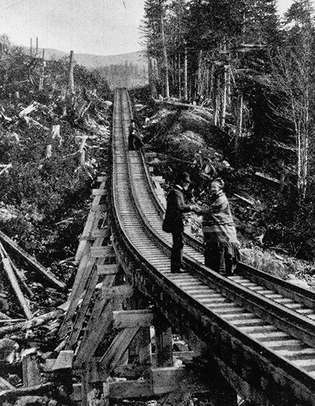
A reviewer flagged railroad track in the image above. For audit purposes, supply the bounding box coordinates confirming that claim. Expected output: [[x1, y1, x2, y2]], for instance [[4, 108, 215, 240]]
[[110, 88, 315, 405]]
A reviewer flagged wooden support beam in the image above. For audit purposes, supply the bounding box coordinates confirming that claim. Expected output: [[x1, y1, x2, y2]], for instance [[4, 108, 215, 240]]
[[90, 245, 114, 258], [51, 350, 74, 371], [101, 285, 134, 300], [98, 327, 139, 373], [0, 255, 32, 319], [113, 309, 153, 329], [150, 366, 186, 395], [22, 353, 40, 387], [97, 176, 107, 183], [66, 265, 99, 348], [59, 253, 95, 338], [92, 188, 106, 196], [0, 230, 65, 289], [97, 264, 118, 276], [107, 380, 154, 399], [74, 301, 113, 368], [80, 228, 110, 241], [154, 315, 173, 367]]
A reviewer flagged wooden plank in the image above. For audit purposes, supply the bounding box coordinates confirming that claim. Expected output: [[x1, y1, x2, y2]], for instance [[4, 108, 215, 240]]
[[58, 253, 95, 338], [72, 383, 82, 401], [80, 228, 110, 241], [108, 380, 154, 399], [74, 301, 113, 368], [67, 265, 100, 348], [113, 310, 153, 329], [155, 317, 173, 367], [75, 210, 106, 263], [97, 176, 107, 182], [101, 285, 134, 299], [0, 376, 15, 390], [90, 246, 114, 258], [80, 274, 117, 343], [1, 256, 32, 319], [22, 353, 40, 387], [92, 188, 106, 196], [51, 350, 74, 370], [0, 230, 65, 289], [98, 327, 140, 373], [150, 367, 186, 395], [97, 264, 118, 276]]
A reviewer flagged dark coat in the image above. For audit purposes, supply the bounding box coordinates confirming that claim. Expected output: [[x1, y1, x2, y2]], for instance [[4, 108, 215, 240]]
[[163, 186, 191, 232]]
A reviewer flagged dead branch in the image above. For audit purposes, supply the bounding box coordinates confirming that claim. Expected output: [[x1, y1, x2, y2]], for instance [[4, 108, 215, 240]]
[[0, 230, 65, 289], [0, 309, 64, 337], [0, 382, 54, 401], [0, 244, 32, 319]]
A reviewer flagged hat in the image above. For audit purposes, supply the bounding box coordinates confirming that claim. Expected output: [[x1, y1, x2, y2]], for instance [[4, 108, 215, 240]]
[[176, 171, 191, 185], [210, 178, 224, 193]]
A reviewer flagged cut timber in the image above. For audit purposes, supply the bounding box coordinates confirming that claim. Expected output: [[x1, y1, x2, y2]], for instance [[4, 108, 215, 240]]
[[0, 309, 64, 337], [97, 176, 107, 182], [98, 327, 139, 373], [90, 246, 114, 258], [80, 228, 110, 241], [22, 353, 40, 387], [74, 302, 113, 368], [92, 189, 106, 196], [155, 317, 173, 367], [0, 255, 32, 319], [113, 310, 153, 329], [97, 264, 118, 276], [0, 230, 65, 289], [52, 350, 74, 370], [0, 382, 54, 401], [233, 194, 255, 206], [101, 285, 133, 299], [150, 366, 186, 395], [108, 380, 154, 399], [0, 377, 15, 390], [67, 264, 100, 348], [254, 172, 281, 185]]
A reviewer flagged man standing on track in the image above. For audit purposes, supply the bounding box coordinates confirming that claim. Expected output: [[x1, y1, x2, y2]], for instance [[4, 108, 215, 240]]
[[196, 178, 240, 276], [128, 119, 143, 151], [163, 172, 198, 273]]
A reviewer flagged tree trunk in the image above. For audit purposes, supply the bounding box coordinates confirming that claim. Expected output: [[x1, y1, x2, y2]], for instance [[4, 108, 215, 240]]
[[178, 52, 181, 99], [160, 13, 169, 98], [184, 47, 188, 100]]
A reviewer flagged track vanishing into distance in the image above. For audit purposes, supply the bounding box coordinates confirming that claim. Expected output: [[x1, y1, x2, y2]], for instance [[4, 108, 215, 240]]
[[110, 88, 315, 405]]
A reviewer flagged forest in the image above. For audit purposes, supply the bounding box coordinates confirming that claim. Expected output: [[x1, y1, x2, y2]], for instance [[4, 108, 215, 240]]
[[139, 0, 314, 262]]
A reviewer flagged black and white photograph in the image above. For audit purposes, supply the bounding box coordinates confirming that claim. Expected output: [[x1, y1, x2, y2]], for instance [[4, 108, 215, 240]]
[[0, 0, 314, 405]]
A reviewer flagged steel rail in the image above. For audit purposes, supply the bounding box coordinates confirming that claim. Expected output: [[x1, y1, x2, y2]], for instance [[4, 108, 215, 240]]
[[110, 88, 315, 405], [140, 152, 315, 311]]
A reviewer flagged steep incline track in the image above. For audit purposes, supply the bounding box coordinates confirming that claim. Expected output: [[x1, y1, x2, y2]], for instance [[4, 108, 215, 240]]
[[110, 88, 315, 405]]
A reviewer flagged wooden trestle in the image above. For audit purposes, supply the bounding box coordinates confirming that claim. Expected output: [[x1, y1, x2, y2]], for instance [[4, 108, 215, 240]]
[[53, 89, 314, 406], [56, 174, 211, 406]]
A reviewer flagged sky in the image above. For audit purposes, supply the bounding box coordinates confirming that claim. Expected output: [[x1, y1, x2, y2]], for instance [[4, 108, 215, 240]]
[[0, 0, 294, 56]]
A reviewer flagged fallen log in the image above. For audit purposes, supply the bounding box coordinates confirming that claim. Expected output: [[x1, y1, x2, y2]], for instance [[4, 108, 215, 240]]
[[0, 309, 64, 337], [18, 102, 38, 118], [0, 311, 12, 320], [0, 376, 15, 390], [233, 193, 255, 206], [0, 230, 65, 289], [0, 382, 54, 401], [254, 171, 281, 185], [0, 245, 32, 319]]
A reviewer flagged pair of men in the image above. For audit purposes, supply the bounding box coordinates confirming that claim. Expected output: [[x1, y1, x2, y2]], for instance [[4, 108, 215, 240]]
[[163, 172, 240, 274]]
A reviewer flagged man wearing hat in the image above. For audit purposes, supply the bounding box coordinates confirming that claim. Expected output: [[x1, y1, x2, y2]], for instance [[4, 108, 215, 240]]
[[163, 172, 198, 273], [196, 178, 240, 275]]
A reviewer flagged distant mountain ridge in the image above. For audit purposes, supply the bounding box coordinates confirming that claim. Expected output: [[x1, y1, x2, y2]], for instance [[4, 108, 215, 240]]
[[31, 48, 147, 69]]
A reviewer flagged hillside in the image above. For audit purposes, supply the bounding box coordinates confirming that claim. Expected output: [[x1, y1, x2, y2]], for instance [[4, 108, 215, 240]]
[[32, 48, 147, 70]]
